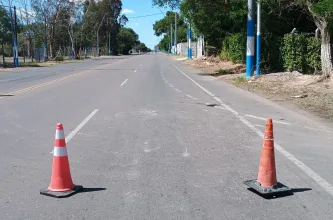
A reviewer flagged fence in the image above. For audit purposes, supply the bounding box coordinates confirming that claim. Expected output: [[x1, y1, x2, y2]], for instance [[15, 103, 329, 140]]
[[172, 35, 205, 59]]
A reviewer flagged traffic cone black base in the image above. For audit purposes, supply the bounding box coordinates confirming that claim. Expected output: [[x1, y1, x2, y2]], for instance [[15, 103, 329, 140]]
[[244, 180, 290, 196], [40, 185, 83, 198]]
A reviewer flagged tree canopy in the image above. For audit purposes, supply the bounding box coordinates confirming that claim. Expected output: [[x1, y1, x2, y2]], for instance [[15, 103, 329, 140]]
[[153, 11, 187, 51]]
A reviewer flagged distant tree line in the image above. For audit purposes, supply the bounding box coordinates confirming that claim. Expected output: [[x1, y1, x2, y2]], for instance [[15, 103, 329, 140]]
[[0, 0, 150, 66]]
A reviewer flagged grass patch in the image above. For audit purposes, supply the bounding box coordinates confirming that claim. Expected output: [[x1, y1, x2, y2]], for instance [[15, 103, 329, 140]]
[[217, 69, 234, 76], [232, 76, 246, 83], [20, 62, 42, 67]]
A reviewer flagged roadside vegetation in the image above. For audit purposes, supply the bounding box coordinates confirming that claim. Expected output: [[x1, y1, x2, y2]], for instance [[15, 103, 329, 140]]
[[153, 0, 333, 119], [0, 0, 151, 68]]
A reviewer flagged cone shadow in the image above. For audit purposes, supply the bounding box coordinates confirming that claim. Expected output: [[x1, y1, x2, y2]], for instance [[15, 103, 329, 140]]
[[246, 187, 312, 200], [79, 187, 106, 193]]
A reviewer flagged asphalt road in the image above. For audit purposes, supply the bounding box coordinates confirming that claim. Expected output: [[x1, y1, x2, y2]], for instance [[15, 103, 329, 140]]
[[0, 53, 333, 220]]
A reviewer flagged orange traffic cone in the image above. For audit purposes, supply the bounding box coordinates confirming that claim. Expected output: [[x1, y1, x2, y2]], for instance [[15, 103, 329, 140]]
[[257, 118, 277, 188], [244, 118, 290, 197], [40, 123, 82, 198]]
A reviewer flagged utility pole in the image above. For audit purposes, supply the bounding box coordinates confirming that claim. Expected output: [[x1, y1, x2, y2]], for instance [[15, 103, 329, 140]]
[[174, 12, 177, 55], [256, 1, 261, 76], [96, 31, 99, 57], [246, 0, 255, 78], [187, 21, 192, 59], [170, 23, 173, 54], [44, 16, 48, 61], [13, 6, 19, 67]]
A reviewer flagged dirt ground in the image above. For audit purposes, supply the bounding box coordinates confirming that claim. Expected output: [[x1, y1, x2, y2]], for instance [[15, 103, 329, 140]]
[[174, 55, 333, 121]]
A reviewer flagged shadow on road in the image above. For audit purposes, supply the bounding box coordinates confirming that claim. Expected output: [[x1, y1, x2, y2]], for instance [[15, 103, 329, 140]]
[[79, 187, 107, 193], [246, 188, 312, 200]]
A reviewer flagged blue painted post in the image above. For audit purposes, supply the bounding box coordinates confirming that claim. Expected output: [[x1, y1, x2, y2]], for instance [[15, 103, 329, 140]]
[[187, 22, 192, 59], [43, 40, 47, 61], [174, 12, 177, 55], [170, 23, 173, 54], [256, 1, 261, 76], [246, 0, 255, 78], [13, 6, 19, 67]]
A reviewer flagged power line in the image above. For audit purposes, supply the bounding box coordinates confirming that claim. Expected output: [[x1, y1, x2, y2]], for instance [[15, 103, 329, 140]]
[[127, 12, 163, 19]]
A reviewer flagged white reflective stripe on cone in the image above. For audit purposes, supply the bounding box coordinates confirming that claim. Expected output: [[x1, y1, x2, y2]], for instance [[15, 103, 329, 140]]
[[53, 147, 68, 157], [55, 130, 65, 140]]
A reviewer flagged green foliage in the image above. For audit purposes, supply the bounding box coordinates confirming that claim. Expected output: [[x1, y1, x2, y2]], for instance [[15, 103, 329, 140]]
[[282, 34, 307, 72], [232, 76, 246, 83], [220, 33, 246, 63], [217, 69, 233, 75], [55, 56, 64, 62], [306, 37, 321, 72], [136, 43, 149, 52], [153, 11, 187, 44], [151, 0, 181, 9], [117, 28, 139, 55], [261, 34, 283, 72], [311, 0, 333, 17], [158, 34, 171, 51], [0, 6, 12, 44], [206, 46, 217, 56], [282, 34, 321, 74]]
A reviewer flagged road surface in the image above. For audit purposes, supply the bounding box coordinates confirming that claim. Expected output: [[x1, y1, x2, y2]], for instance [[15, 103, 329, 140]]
[[0, 54, 333, 220]]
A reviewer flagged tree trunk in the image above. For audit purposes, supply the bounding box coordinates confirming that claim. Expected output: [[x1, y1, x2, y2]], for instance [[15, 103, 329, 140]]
[[49, 43, 54, 59], [320, 25, 333, 79], [2, 41, 5, 68]]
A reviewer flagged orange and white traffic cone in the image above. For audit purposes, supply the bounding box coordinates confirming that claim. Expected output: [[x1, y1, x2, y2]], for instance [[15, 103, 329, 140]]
[[40, 123, 82, 198], [244, 119, 290, 197]]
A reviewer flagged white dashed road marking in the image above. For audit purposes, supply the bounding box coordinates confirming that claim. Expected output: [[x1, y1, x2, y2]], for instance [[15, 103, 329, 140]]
[[120, 79, 128, 87], [50, 109, 99, 154], [244, 114, 292, 125]]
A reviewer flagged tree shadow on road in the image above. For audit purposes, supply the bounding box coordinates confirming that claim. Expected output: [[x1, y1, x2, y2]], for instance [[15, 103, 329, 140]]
[[246, 188, 312, 200]]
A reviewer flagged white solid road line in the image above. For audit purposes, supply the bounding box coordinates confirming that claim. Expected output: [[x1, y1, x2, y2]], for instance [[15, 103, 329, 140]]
[[120, 79, 129, 87], [134, 69, 137, 72], [170, 62, 333, 197], [50, 109, 99, 154], [245, 114, 292, 125]]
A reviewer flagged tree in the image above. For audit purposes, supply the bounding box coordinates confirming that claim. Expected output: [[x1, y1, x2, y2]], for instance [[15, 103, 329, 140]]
[[0, 6, 12, 66], [136, 42, 149, 52], [158, 35, 170, 51], [152, 0, 181, 9], [153, 11, 187, 50], [0, 6, 12, 44], [117, 27, 138, 54], [296, 0, 333, 79], [31, 0, 69, 58]]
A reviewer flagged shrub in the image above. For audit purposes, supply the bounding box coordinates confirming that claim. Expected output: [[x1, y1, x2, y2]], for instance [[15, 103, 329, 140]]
[[55, 56, 64, 62], [306, 37, 321, 73], [206, 45, 218, 56], [281, 33, 307, 72], [282, 33, 321, 74], [220, 33, 246, 63]]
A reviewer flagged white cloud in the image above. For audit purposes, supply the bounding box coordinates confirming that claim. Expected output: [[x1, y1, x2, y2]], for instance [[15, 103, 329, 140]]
[[122, 9, 135, 14]]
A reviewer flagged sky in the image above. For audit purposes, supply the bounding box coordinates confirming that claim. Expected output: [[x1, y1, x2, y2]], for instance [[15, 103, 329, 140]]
[[121, 0, 170, 49]]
